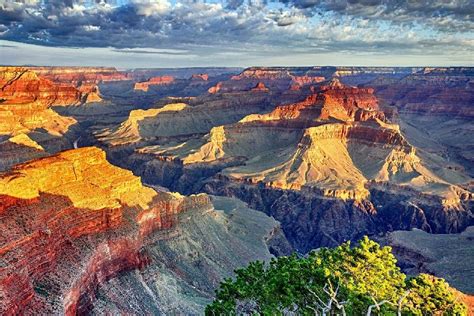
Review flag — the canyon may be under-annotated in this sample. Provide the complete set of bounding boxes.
[0,65,472,313]
[0,147,286,314]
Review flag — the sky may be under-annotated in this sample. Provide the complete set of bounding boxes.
[0,0,473,68]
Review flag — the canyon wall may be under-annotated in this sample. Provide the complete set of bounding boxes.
[0,147,211,314]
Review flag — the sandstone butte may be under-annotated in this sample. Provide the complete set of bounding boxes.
[208,82,223,94]
[0,146,211,315]
[134,76,175,92]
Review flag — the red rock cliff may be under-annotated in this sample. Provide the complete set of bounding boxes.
[0,67,82,107]
[0,147,211,315]
[28,66,130,85]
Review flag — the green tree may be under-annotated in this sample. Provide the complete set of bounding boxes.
[205,237,467,315]
[405,274,467,316]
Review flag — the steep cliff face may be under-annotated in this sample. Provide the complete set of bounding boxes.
[89,196,290,314]
[0,67,82,107]
[0,147,212,315]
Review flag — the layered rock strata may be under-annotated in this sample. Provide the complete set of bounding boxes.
[97,73,473,251]
[0,147,211,315]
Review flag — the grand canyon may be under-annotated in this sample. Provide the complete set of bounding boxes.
[0,65,472,314]
[1,0,473,314]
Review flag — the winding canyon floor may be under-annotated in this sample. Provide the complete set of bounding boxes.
[0,66,472,314]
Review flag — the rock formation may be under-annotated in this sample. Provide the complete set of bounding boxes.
[97,70,472,252]
[28,66,130,84]
[0,146,287,314]
[0,133,48,171]
[251,82,269,92]
[0,65,472,314]
[0,67,82,107]
[89,196,290,314]
[0,147,210,314]
[78,83,103,103]
[208,82,222,94]
[191,73,209,81]
[134,76,175,92]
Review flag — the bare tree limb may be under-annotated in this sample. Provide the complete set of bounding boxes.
[397,290,410,316]
[367,300,390,316]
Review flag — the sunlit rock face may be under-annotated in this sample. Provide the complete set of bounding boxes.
[134,76,175,92]
[0,146,285,314]
[0,147,213,315]
[28,66,130,84]
[0,67,82,107]
[96,67,472,251]
[0,67,81,171]
[0,67,108,136]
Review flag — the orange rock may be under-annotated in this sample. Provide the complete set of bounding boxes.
[208,82,223,94]
[0,67,82,107]
[251,82,269,92]
[134,76,175,92]
[0,147,211,315]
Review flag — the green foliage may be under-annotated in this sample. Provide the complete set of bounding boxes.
[405,274,467,316]
[205,236,467,315]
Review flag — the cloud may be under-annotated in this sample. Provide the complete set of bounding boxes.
[285,0,474,33]
[132,0,170,16]
[0,0,472,65]
[111,48,190,55]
